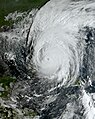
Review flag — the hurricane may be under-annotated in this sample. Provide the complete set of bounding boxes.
[1,0,95,119]
[27,0,95,86]
[27,0,95,118]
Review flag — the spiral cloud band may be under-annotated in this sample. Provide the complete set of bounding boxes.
[28,0,95,86]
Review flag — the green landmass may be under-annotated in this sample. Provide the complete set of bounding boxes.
[0,76,16,98]
[0,0,49,27]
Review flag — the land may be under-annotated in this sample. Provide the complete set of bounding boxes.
[0,0,49,28]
